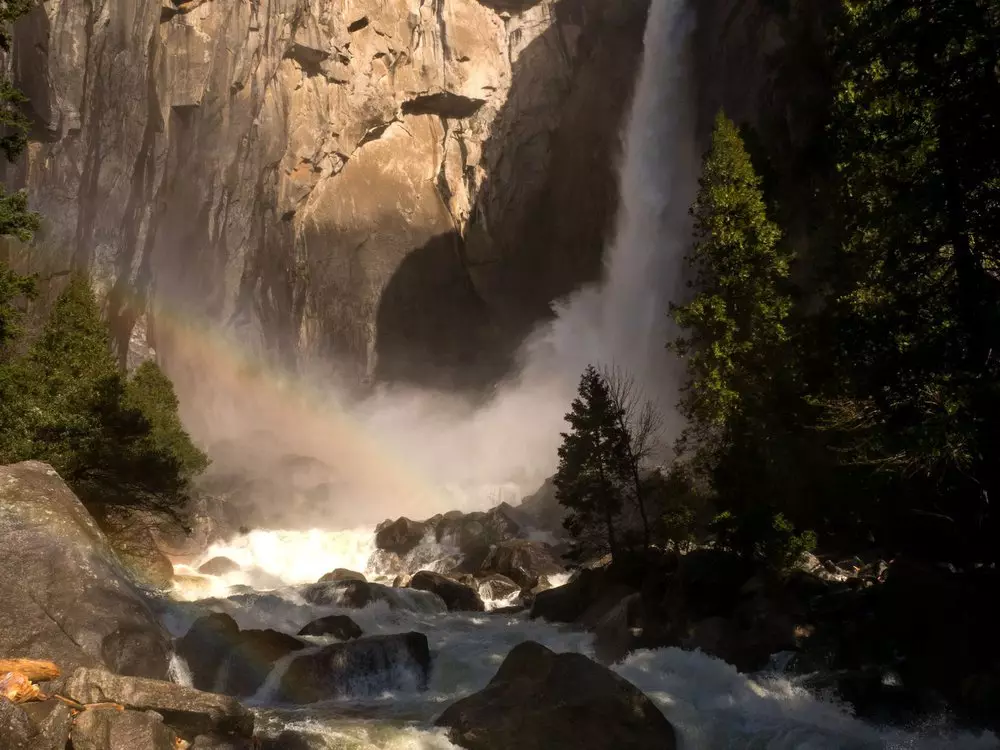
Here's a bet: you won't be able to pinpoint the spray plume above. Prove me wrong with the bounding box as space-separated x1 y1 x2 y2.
158 0 700 530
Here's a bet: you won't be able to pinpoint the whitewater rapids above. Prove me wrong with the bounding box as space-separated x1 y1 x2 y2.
165 528 999 750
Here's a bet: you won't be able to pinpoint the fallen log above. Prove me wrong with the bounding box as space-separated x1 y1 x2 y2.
0 658 61 681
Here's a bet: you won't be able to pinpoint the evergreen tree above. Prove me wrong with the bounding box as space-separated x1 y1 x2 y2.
668 112 815 567
669 111 790 435
823 0 1000 562
0 0 40 240
554 366 631 560
125 360 209 481
7 275 202 520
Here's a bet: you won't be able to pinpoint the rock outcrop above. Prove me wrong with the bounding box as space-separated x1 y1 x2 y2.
3 0 650 393
0 461 171 681
436 641 676 750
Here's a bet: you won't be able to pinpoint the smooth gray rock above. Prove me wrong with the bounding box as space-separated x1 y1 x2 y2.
70 709 177 750
0 461 171 680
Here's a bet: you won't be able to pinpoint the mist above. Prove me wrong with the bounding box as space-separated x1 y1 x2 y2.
164 0 700 531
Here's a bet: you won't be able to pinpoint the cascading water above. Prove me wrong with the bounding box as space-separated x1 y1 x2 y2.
161 2 999 748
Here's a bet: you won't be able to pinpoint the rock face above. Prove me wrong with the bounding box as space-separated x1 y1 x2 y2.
277 632 431 704
0 461 171 680
3 0 650 392
409 570 485 612
436 641 676 750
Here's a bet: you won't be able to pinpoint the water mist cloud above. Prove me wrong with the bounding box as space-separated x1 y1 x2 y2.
165 0 700 531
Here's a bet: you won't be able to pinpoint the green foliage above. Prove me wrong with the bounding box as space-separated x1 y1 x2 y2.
711 508 817 572
0 262 35 351
0 2 41 241
554 365 631 560
669 111 790 434
125 360 209 481
0 275 206 522
819 0 1000 561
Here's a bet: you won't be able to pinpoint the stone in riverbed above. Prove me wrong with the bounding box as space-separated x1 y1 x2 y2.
374 517 427 556
436 641 676 750
317 568 367 584
409 570 485 612
276 632 431 704
176 613 306 698
297 614 364 640
198 556 241 576
477 540 565 589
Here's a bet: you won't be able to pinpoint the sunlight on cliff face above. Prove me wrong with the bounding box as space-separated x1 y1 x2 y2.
160 0 699 531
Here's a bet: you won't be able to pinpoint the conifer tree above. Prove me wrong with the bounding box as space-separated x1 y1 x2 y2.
554 366 631 560
125 360 209 481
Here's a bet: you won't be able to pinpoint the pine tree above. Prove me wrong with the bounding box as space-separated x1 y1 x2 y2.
554 366 631 560
9 275 203 520
669 111 790 436
125 360 209 481
668 112 814 568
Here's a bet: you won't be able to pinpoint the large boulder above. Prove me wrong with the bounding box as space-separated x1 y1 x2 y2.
436 641 676 750
297 614 364 640
198 557 241 576
317 568 367 584
70 708 178 750
301 579 377 608
478 574 521 603
64 667 254 739
176 613 305 698
478 540 565 588
374 517 427 556
276 632 431 704
409 570 485 612
0 461 171 680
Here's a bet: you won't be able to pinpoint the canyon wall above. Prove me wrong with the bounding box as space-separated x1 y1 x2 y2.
2 0 829 391
3 0 648 390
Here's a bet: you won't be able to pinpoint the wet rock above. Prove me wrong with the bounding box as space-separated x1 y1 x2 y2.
277 632 431 704
436 641 676 750
409 570 485 612
478 540 565 588
374 517 427 556
222 629 306 698
198 557 241 576
65 667 254 738
176 614 305 698
297 614 364 640
478 574 521 602
70 708 177 750
317 568 367 584
0 461 171 679
176 613 242 692
530 566 626 624
302 579 375 608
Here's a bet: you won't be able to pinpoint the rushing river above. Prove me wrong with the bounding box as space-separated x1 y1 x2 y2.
161 528 1000 750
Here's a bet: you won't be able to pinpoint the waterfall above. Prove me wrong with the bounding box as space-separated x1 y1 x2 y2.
526 0 698 401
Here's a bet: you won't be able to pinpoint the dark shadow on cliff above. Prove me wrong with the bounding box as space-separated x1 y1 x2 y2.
374 230 506 391
373 0 650 393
